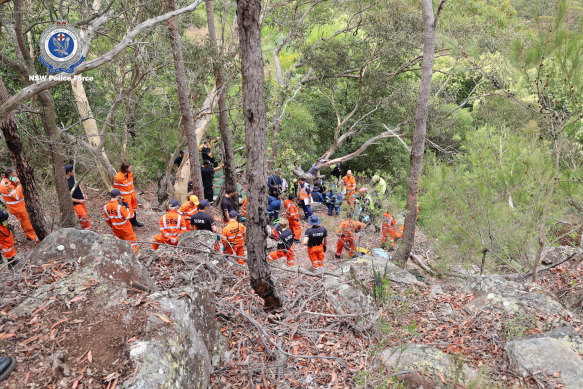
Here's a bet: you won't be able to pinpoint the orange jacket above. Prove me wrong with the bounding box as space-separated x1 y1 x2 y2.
337 219 364 237
284 199 299 220
113 171 135 197
0 178 26 213
159 210 187 238
222 220 246 247
178 201 198 220
343 175 356 192
382 212 397 233
241 197 247 218
103 199 132 233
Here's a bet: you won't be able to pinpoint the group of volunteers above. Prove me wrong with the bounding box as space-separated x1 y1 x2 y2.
0 140 412 270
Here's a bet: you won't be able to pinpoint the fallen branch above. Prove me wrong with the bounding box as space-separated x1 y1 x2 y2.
409 253 436 276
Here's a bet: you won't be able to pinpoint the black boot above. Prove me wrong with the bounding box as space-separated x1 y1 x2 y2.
0 356 16 382
131 215 144 228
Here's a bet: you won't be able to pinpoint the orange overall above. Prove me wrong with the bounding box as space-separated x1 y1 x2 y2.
74 203 91 230
152 210 187 249
284 199 301 240
0 178 38 242
0 223 15 260
103 199 138 252
222 220 246 264
113 171 137 216
343 175 356 207
268 229 295 267
336 219 364 257
241 197 247 219
381 212 398 247
178 202 198 231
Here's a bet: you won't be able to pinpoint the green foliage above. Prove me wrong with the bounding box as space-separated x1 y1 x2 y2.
422 125 556 271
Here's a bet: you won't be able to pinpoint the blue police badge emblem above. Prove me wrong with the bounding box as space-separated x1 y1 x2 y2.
38 21 85 74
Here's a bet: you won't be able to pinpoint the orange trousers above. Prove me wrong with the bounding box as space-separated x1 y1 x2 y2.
74 203 91 230
346 190 356 207
113 227 138 252
0 230 15 259
152 234 179 250
11 208 38 242
336 235 356 257
381 227 397 247
288 217 301 240
225 244 245 265
268 246 294 267
307 245 324 268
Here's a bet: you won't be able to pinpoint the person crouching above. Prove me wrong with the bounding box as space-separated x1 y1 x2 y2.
152 199 187 250
268 219 294 267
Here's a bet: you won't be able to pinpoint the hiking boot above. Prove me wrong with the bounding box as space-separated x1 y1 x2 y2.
293 238 300 243
334 254 341 259
0 356 16 382
7 259 19 269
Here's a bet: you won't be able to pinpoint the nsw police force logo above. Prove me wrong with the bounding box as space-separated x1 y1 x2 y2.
38 21 85 74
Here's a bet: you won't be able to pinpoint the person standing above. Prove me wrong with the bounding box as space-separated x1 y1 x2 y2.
240 196 248 220
190 200 219 233
113 162 143 227
200 160 223 201
221 189 237 222
0 211 16 267
267 169 283 198
152 199 187 250
331 163 342 183
174 150 185 167
65 165 91 230
381 211 398 248
303 215 327 269
284 193 301 241
221 210 246 264
179 195 199 231
268 219 294 267
103 189 138 252
343 170 357 208
335 214 365 259
371 174 387 199
0 169 39 242
297 177 313 220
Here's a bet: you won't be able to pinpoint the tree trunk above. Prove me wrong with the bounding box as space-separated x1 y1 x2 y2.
166 0 204 199
205 0 237 195
0 75 49 240
237 0 282 309
70 79 115 186
532 122 564 282
37 91 78 228
393 0 436 263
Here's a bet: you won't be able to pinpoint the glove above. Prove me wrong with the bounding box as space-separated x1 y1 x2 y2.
323 245 327 252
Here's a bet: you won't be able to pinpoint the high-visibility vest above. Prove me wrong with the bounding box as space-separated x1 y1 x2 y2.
159 210 186 238
113 171 135 196
0 178 25 209
284 199 299 219
298 183 309 200
382 212 397 233
103 200 131 228
179 202 198 220
241 197 247 218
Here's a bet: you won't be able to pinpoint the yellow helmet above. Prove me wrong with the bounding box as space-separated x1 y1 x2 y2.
190 195 200 205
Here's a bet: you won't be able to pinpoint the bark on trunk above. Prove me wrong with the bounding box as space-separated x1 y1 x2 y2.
166 0 204 199
532 122 564 282
70 79 115 186
237 0 282 309
0 75 49 240
37 91 78 228
205 0 237 195
393 0 436 263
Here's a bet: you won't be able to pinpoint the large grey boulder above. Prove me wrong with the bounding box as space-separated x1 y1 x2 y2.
505 325 583 388
465 274 568 317
311 202 328 212
542 246 583 265
126 286 224 389
381 344 481 388
178 230 218 253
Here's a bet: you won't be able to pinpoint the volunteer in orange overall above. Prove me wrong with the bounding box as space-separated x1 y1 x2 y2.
303 215 327 269
0 210 16 267
103 189 138 252
335 214 365 259
240 196 247 219
65 165 91 230
268 219 295 267
179 195 199 231
0 169 39 242
284 193 301 241
113 162 143 227
395 203 420 243
221 210 246 265
381 212 398 248
343 170 357 208
152 199 187 250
